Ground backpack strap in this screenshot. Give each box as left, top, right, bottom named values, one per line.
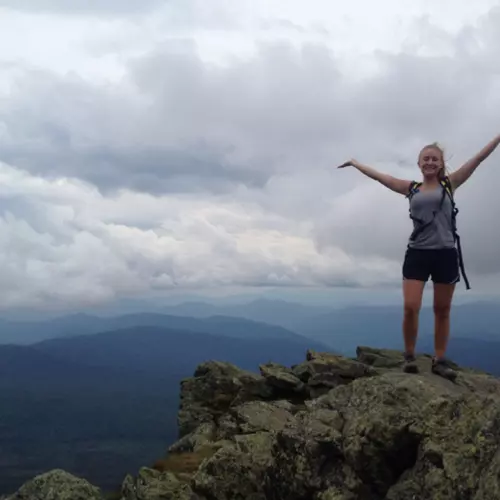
left=440, top=176, right=471, bottom=290
left=440, top=176, right=454, bottom=204
left=406, top=181, right=422, bottom=200
left=406, top=181, right=425, bottom=231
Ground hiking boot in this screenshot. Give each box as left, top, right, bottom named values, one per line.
left=431, top=357, right=457, bottom=381
left=403, top=353, right=419, bottom=373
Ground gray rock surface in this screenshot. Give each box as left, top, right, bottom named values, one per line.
left=4, top=469, right=102, bottom=500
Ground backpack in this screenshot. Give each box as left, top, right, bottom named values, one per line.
left=406, top=176, right=470, bottom=289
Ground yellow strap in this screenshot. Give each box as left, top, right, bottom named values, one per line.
left=440, top=179, right=453, bottom=197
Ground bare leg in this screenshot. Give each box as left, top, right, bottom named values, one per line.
left=402, top=279, right=426, bottom=355
left=433, top=283, right=456, bottom=359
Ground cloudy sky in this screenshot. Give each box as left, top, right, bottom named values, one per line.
left=0, top=0, right=499, bottom=312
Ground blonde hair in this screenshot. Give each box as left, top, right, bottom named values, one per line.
left=420, top=142, right=450, bottom=180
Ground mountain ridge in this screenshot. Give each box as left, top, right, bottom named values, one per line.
left=3, top=298, right=500, bottom=352
left=0, top=310, right=318, bottom=345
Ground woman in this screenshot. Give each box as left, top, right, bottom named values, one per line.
left=338, top=134, right=500, bottom=380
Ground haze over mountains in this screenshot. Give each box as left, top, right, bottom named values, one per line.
left=3, top=298, right=500, bottom=353
left=0, top=306, right=321, bottom=345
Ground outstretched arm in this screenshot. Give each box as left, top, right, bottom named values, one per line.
left=449, top=134, right=500, bottom=190
left=338, top=159, right=412, bottom=195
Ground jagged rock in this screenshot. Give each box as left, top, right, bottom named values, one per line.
left=386, top=393, right=500, bottom=499
left=168, top=422, right=216, bottom=453
left=322, top=375, right=429, bottom=496
left=217, top=400, right=295, bottom=439
left=120, top=467, right=192, bottom=500
left=263, top=408, right=350, bottom=499
left=177, top=360, right=273, bottom=437
left=355, top=345, right=407, bottom=368
left=5, top=469, right=102, bottom=500
left=192, top=432, right=273, bottom=500
left=233, top=432, right=275, bottom=455
left=293, top=349, right=376, bottom=397
left=304, top=350, right=377, bottom=380
left=259, top=362, right=305, bottom=393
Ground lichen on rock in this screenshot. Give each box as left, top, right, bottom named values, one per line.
left=4, top=469, right=102, bottom=500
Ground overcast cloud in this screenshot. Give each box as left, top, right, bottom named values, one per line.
left=0, top=0, right=165, bottom=15
left=0, top=0, right=499, bottom=311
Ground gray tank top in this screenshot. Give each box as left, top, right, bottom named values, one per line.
left=408, top=184, right=456, bottom=249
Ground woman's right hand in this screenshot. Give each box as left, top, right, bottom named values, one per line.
left=337, top=159, right=360, bottom=169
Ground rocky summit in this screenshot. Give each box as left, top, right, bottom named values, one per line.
left=4, top=346, right=500, bottom=500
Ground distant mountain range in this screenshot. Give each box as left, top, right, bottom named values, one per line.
left=3, top=298, right=500, bottom=351
left=0, top=319, right=328, bottom=495
left=0, top=308, right=324, bottom=345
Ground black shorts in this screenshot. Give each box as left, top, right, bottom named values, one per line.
left=403, top=247, right=460, bottom=284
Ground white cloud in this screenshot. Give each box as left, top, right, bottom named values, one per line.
left=0, top=1, right=499, bottom=310
left=0, top=161, right=403, bottom=310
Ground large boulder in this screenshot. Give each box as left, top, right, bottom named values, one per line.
left=176, top=360, right=273, bottom=437
left=217, top=400, right=295, bottom=439
left=293, top=349, right=377, bottom=397
left=259, top=362, right=306, bottom=394
left=4, top=469, right=102, bottom=500
left=192, top=432, right=274, bottom=500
